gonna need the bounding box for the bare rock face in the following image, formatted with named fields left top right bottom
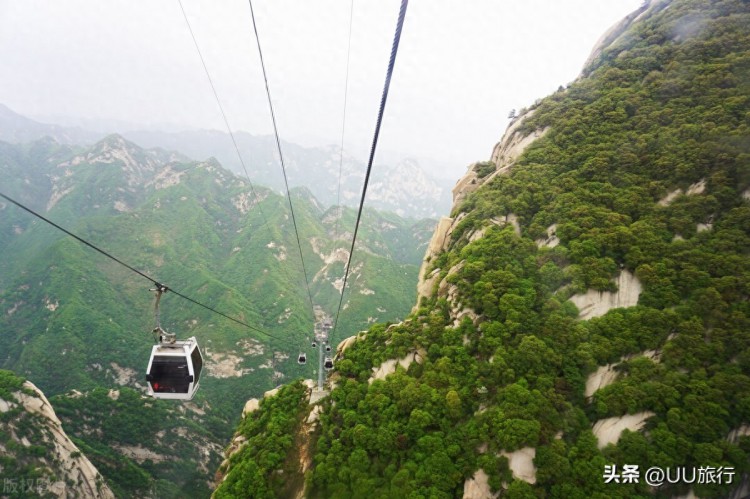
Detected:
left=490, top=123, right=549, bottom=177
left=242, top=398, right=260, bottom=418
left=416, top=268, right=442, bottom=303
left=463, top=469, right=498, bottom=499
left=499, top=447, right=537, bottom=485
left=414, top=214, right=468, bottom=308
left=0, top=379, right=114, bottom=498
left=414, top=216, right=456, bottom=307
left=450, top=112, right=548, bottom=210
left=535, top=224, right=559, bottom=249
left=368, top=349, right=427, bottom=385
left=585, top=364, right=621, bottom=398
left=569, top=270, right=642, bottom=320
left=658, top=188, right=683, bottom=207
left=336, top=333, right=366, bottom=357
left=452, top=168, right=480, bottom=207
left=586, top=350, right=662, bottom=399
left=658, top=178, right=708, bottom=206
left=592, top=412, right=655, bottom=449
left=728, top=425, right=750, bottom=444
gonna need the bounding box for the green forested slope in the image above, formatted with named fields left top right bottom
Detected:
left=220, top=0, right=750, bottom=497
left=214, top=381, right=311, bottom=498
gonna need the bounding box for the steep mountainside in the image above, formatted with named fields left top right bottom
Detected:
left=0, top=370, right=114, bottom=498
left=216, top=0, right=750, bottom=497
left=0, top=134, right=432, bottom=496
left=50, top=386, right=224, bottom=498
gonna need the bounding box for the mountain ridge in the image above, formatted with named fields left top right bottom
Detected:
left=0, top=103, right=454, bottom=219
left=122, top=128, right=454, bottom=218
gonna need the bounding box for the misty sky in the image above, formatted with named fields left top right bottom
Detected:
left=0, top=0, right=642, bottom=178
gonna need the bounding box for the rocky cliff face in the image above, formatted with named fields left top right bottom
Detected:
left=581, top=0, right=669, bottom=75
left=0, top=371, right=114, bottom=498
left=415, top=106, right=549, bottom=308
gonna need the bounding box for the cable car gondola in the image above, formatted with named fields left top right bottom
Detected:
left=146, top=336, right=203, bottom=400
left=298, top=353, right=307, bottom=365
left=145, top=285, right=203, bottom=400
left=324, top=357, right=334, bottom=370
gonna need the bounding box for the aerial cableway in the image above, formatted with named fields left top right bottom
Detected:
left=179, top=0, right=411, bottom=380
left=1, top=0, right=409, bottom=400
left=0, top=192, right=297, bottom=400
left=245, top=0, right=410, bottom=377
left=178, top=0, right=319, bottom=361
left=329, top=0, right=410, bottom=355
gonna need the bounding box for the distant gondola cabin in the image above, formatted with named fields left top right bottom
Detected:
left=146, top=337, right=203, bottom=400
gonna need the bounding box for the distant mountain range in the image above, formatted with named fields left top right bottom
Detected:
left=0, top=104, right=454, bottom=219
left=0, top=103, right=101, bottom=145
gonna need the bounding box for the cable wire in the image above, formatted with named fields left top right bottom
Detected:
left=333, top=0, right=355, bottom=250
left=176, top=0, right=267, bottom=216
left=0, top=191, right=293, bottom=345
left=178, top=0, right=313, bottom=348
left=332, top=0, right=409, bottom=341
left=247, top=0, right=317, bottom=330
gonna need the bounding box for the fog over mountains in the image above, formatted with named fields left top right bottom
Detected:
left=0, top=104, right=453, bottom=219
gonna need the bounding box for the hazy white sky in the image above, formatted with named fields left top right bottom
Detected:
left=0, top=0, right=642, bottom=177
